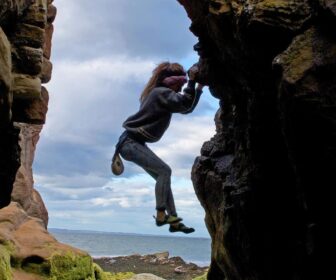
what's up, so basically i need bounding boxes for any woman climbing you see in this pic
[112,62,204,234]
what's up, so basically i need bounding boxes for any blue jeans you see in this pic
[119,136,177,216]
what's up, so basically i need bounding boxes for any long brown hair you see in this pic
[140,62,186,102]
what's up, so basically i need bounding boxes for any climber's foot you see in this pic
[169,222,195,234]
[154,215,182,227]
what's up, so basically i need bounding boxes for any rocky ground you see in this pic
[94,252,208,280]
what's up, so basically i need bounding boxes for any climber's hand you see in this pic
[187,63,199,81]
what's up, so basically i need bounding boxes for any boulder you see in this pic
[130,274,166,280]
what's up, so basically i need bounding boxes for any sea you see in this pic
[49,228,211,267]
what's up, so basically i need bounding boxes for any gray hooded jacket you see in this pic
[122,80,202,143]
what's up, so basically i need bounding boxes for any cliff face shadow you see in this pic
[178,0,336,279]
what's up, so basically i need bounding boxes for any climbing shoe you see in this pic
[169,223,195,234]
[153,215,182,227]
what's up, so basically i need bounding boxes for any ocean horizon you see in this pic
[49,228,211,267]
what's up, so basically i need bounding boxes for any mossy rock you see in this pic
[274,28,315,84]
[1,241,134,280]
[0,244,12,280]
[48,252,94,280]
[250,0,312,32]
[15,251,95,279]
[0,232,134,280]
[193,273,208,280]
[93,263,134,280]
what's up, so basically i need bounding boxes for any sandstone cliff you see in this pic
[178,0,336,279]
[0,1,109,279]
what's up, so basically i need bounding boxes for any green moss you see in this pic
[112,273,135,280]
[93,264,134,280]
[0,246,133,280]
[49,252,94,280]
[276,28,315,84]
[258,0,289,9]
[0,244,12,280]
[193,273,208,280]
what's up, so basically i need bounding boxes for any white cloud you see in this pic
[35,172,108,189]
[43,55,156,146]
[52,0,196,60]
[36,172,206,232]
[53,56,156,84]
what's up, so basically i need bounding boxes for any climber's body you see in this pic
[113,62,203,234]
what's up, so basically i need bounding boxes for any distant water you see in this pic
[49,228,211,267]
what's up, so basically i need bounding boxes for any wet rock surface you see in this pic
[94,252,208,280]
[178,0,336,279]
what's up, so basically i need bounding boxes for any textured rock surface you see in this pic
[178,0,336,279]
[11,123,48,225]
[0,0,54,209]
[0,27,11,122]
[0,203,95,280]
[95,253,208,280]
[0,2,149,280]
[0,1,110,279]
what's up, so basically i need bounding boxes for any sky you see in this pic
[34,0,219,238]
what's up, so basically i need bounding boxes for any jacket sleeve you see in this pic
[158,81,202,113]
[181,87,203,115]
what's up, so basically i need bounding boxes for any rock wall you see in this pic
[0,0,54,220]
[178,1,336,279]
[0,1,107,279]
[1,0,52,209]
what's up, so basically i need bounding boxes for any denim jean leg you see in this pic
[119,139,174,212]
[144,167,176,216]
[166,186,177,216]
